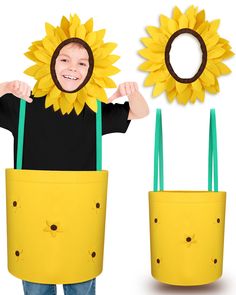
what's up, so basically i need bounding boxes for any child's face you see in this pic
[55,43,90,92]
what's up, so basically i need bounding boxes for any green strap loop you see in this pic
[208,109,218,192]
[16,99,103,171]
[16,99,26,170]
[96,100,102,171]
[153,109,164,192]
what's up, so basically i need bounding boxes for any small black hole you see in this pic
[186,237,192,242]
[13,201,17,207]
[50,224,57,231]
[96,203,100,209]
[217,218,220,223]
[214,259,218,264]
[154,218,158,223]
[91,252,96,258]
[157,258,160,264]
[15,251,20,257]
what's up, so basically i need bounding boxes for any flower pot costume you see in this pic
[0,14,130,284]
[149,109,226,286]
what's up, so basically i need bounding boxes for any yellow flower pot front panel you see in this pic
[6,169,108,284]
[149,191,226,286]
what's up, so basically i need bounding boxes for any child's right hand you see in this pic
[4,81,33,103]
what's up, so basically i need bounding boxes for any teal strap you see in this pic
[16,99,26,169]
[16,99,103,171]
[153,109,164,192]
[208,109,218,192]
[96,100,102,171]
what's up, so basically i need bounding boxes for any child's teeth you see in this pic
[63,75,78,80]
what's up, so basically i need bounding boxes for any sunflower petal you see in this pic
[216,62,232,75]
[178,14,188,29]
[172,6,182,21]
[152,82,166,96]
[84,18,93,33]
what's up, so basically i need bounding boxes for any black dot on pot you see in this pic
[50,224,57,231]
[154,218,158,223]
[186,237,192,242]
[96,203,100,209]
[156,258,160,264]
[214,259,218,264]
[13,201,17,207]
[15,251,20,257]
[91,252,96,258]
[217,218,220,223]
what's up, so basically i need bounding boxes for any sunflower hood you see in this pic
[24,14,120,115]
[139,6,234,104]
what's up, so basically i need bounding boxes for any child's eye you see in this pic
[79,62,88,67]
[60,59,68,62]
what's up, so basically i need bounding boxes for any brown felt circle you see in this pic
[165,28,207,84]
[50,38,94,93]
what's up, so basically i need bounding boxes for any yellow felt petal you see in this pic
[139,61,163,72]
[152,82,166,96]
[94,65,120,77]
[160,15,169,29]
[221,50,234,60]
[176,86,191,104]
[84,18,93,33]
[168,18,178,34]
[76,25,86,39]
[34,50,51,64]
[208,47,226,59]
[87,83,107,102]
[209,19,220,34]
[35,65,51,80]
[155,70,170,82]
[200,69,215,86]
[172,6,182,21]
[140,38,165,52]
[64,92,77,104]
[85,32,97,47]
[166,77,175,92]
[24,65,41,77]
[206,61,221,76]
[86,96,98,112]
[94,29,106,44]
[191,79,202,91]
[100,43,117,57]
[55,27,68,41]
[45,86,61,108]
[59,95,74,114]
[45,23,55,37]
[24,51,38,62]
[196,22,209,34]
[33,83,48,97]
[195,10,205,29]
[38,74,54,89]
[216,62,232,75]
[167,89,176,102]
[70,14,81,27]
[60,16,70,32]
[94,77,116,88]
[138,48,164,63]
[186,6,196,29]
[176,81,188,93]
[205,34,220,51]
[146,26,161,41]
[74,100,85,115]
[42,37,55,55]
[144,71,159,86]
[178,15,188,29]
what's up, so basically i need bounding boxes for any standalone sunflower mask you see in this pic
[24,14,120,115]
[139,6,234,104]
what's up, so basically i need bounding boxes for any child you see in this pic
[0,33,148,295]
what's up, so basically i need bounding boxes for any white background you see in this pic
[0,0,235,294]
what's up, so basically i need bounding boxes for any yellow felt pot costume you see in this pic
[149,110,226,286]
[5,14,122,284]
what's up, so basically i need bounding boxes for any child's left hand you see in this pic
[108,82,149,120]
[108,82,139,102]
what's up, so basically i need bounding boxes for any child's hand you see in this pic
[108,82,139,102]
[5,81,33,103]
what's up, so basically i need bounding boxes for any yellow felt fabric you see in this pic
[6,169,108,284]
[149,191,226,286]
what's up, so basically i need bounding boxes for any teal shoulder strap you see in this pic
[153,109,164,192]
[16,99,103,171]
[208,109,218,192]
[16,99,26,170]
[96,100,102,171]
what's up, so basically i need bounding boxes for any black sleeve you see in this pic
[102,101,131,135]
[0,93,19,134]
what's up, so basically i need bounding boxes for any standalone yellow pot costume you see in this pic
[149,110,226,286]
[5,14,121,284]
